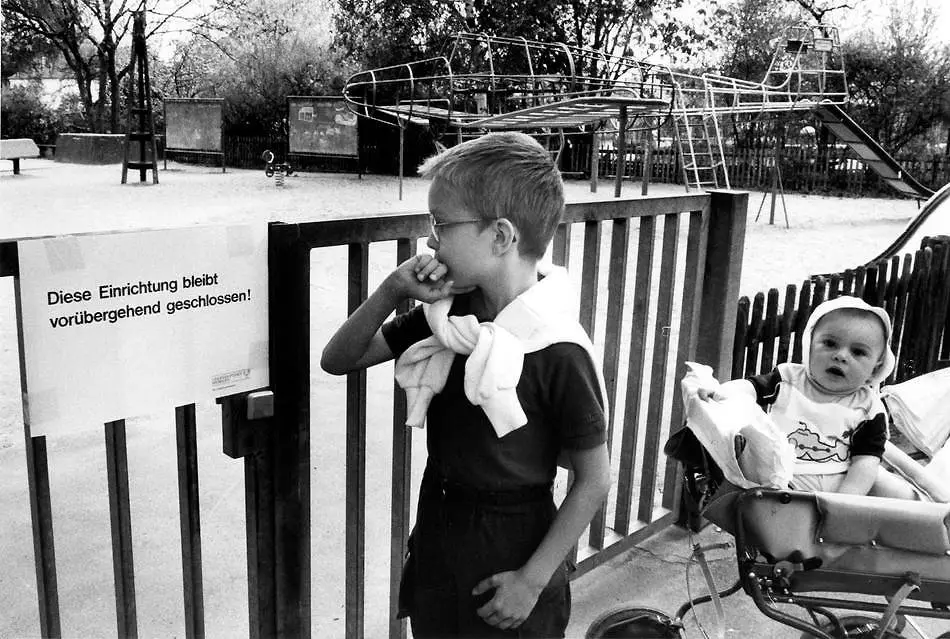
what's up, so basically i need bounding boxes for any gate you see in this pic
[0,190,747,638]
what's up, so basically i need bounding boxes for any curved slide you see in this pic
[814,103,935,200]
[864,181,950,265]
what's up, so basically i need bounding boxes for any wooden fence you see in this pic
[262,190,747,638]
[590,145,950,197]
[171,130,949,199]
[0,190,749,638]
[731,236,950,382]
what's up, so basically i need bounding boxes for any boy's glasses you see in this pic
[428,214,484,240]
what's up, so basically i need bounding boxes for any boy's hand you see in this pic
[388,255,473,304]
[472,570,544,630]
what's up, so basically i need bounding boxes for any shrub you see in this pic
[0,83,56,143]
[0,84,87,144]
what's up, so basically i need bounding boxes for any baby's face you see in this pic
[809,310,886,392]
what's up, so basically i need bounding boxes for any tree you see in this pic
[784,0,863,24]
[713,0,798,82]
[2,0,223,133]
[1,10,58,83]
[155,0,353,135]
[333,0,721,76]
[842,0,950,154]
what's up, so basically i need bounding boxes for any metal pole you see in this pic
[614,106,628,198]
[589,130,598,193]
[641,130,654,196]
[398,123,404,201]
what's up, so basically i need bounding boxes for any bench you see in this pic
[1,138,41,174]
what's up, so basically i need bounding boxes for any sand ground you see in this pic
[1,158,945,638]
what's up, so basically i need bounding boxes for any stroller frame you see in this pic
[732,487,950,638]
[587,436,950,638]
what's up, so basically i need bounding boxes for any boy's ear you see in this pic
[492,218,518,256]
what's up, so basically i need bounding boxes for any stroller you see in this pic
[586,371,950,639]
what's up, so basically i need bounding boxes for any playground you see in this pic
[1,156,947,638]
[1,9,950,637]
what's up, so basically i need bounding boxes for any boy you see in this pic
[699,296,906,496]
[321,131,611,638]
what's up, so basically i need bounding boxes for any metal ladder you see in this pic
[121,11,159,184]
[671,77,729,191]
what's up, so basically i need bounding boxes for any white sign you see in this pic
[17,224,269,436]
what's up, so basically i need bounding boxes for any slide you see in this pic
[814,103,935,200]
[865,181,950,265]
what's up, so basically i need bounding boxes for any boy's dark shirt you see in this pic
[382,294,606,490]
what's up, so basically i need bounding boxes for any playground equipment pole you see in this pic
[398,122,405,201]
[614,105,628,197]
[641,129,654,196]
[589,129,599,193]
[755,131,790,228]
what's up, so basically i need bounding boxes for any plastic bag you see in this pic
[681,362,795,490]
[882,367,950,457]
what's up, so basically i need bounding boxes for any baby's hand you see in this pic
[696,386,726,401]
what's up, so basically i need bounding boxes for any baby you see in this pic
[700,296,904,496]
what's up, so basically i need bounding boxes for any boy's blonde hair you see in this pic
[418,131,565,260]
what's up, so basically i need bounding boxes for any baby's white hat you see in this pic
[802,295,896,387]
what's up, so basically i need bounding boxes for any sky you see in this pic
[806,0,949,45]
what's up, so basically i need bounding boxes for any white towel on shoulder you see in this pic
[394,266,606,438]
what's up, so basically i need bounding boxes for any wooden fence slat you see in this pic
[776,284,797,365]
[662,210,709,510]
[588,219,629,550]
[345,243,369,639]
[744,293,765,378]
[854,266,867,299]
[553,223,571,269]
[927,244,950,368]
[176,404,205,639]
[389,239,415,639]
[732,298,750,380]
[602,219,630,454]
[638,213,680,522]
[842,270,854,297]
[759,289,780,373]
[900,249,925,380]
[791,281,813,380]
[694,192,748,379]
[579,220,602,339]
[105,419,137,639]
[864,263,882,307]
[907,248,933,380]
[614,216,655,535]
[890,256,913,381]
[918,246,940,372]
[883,256,899,320]
[914,249,937,373]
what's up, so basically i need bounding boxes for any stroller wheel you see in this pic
[801,614,906,638]
[585,607,682,638]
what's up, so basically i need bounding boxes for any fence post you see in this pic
[694,190,748,380]
[246,223,310,638]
